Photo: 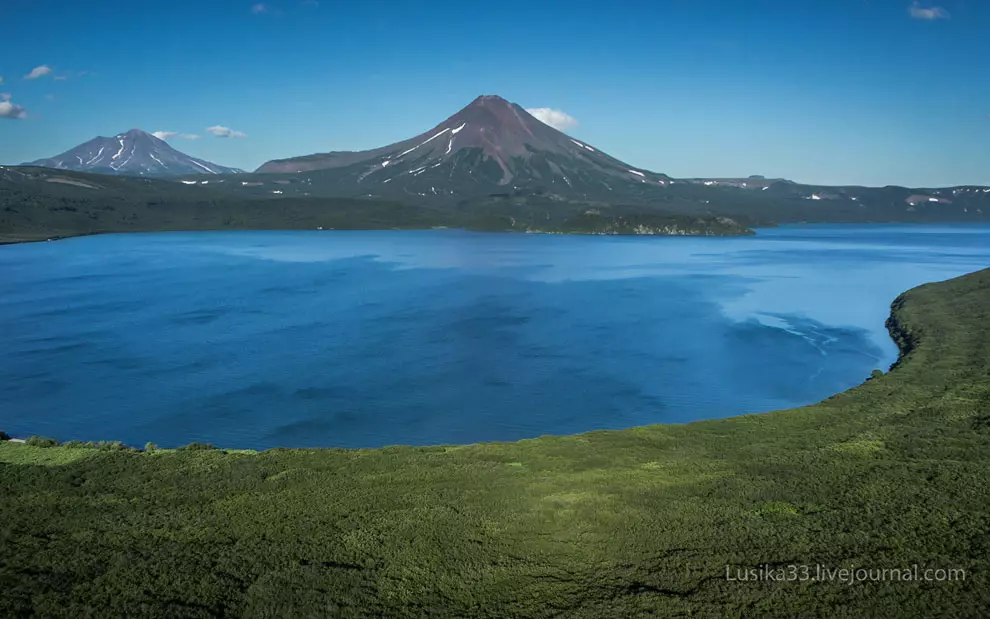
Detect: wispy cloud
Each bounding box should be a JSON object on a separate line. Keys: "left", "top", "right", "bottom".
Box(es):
{"left": 206, "top": 125, "right": 247, "bottom": 138}
{"left": 53, "top": 70, "right": 92, "bottom": 81}
{"left": 525, "top": 107, "right": 579, "bottom": 132}
{"left": 0, "top": 95, "right": 29, "bottom": 119}
{"left": 25, "top": 65, "right": 53, "bottom": 80}
{"left": 0, "top": 77, "right": 4, "bottom": 86}
{"left": 251, "top": 2, "right": 291, "bottom": 16}
{"left": 908, "top": 2, "right": 950, "bottom": 20}
{"left": 154, "top": 131, "right": 201, "bottom": 141}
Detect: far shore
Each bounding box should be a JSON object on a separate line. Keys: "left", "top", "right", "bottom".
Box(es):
{"left": 0, "top": 225, "right": 755, "bottom": 246}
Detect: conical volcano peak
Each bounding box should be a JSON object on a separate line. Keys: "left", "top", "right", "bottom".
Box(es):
{"left": 445, "top": 95, "right": 534, "bottom": 132}
{"left": 450, "top": 95, "right": 551, "bottom": 132}
{"left": 257, "top": 94, "right": 669, "bottom": 192}
{"left": 119, "top": 128, "right": 151, "bottom": 138}
{"left": 468, "top": 94, "right": 512, "bottom": 106}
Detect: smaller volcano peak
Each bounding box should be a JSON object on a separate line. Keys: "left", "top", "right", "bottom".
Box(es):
{"left": 25, "top": 129, "right": 242, "bottom": 176}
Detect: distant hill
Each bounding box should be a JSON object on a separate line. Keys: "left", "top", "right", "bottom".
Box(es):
{"left": 25, "top": 129, "right": 243, "bottom": 177}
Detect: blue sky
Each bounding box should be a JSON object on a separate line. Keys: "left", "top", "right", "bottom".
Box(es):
{"left": 1, "top": 0, "right": 987, "bottom": 186}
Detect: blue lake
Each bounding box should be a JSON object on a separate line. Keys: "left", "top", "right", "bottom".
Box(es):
{"left": 1, "top": 225, "right": 988, "bottom": 449}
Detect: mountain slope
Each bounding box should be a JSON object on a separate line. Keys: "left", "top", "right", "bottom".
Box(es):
{"left": 256, "top": 95, "right": 670, "bottom": 201}
{"left": 25, "top": 129, "right": 242, "bottom": 177}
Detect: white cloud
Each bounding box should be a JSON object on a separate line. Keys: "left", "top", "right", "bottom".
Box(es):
{"left": 154, "top": 131, "right": 201, "bottom": 140}
{"left": 0, "top": 98, "right": 28, "bottom": 119}
{"left": 251, "top": 3, "right": 268, "bottom": 14}
{"left": 908, "top": 2, "right": 950, "bottom": 20}
{"left": 525, "top": 107, "right": 579, "bottom": 132}
{"left": 25, "top": 65, "right": 53, "bottom": 80}
{"left": 206, "top": 125, "right": 247, "bottom": 138}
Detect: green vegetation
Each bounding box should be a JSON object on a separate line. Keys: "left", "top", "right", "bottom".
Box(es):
{"left": 555, "top": 212, "right": 753, "bottom": 236}
{"left": 177, "top": 442, "right": 218, "bottom": 451}
{"left": 462, "top": 199, "right": 753, "bottom": 236}
{"left": 0, "top": 167, "right": 754, "bottom": 243}
{"left": 7, "top": 163, "right": 990, "bottom": 245}
{"left": 24, "top": 435, "right": 59, "bottom": 448}
{"left": 0, "top": 167, "right": 452, "bottom": 243}
{"left": 60, "top": 440, "right": 135, "bottom": 452}
{"left": 2, "top": 270, "right": 990, "bottom": 617}
{"left": 5, "top": 160, "right": 990, "bottom": 247}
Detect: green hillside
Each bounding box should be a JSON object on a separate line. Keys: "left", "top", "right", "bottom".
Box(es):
{"left": 0, "top": 167, "right": 753, "bottom": 242}
{"left": 0, "top": 166, "right": 449, "bottom": 243}
{"left": 2, "top": 269, "right": 989, "bottom": 617}
{"left": 5, "top": 164, "right": 990, "bottom": 245}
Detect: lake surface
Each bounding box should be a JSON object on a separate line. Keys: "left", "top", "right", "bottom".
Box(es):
{"left": 2, "top": 225, "right": 989, "bottom": 449}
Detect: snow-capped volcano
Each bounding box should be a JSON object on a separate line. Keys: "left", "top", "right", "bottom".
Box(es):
{"left": 26, "top": 129, "right": 242, "bottom": 176}
{"left": 255, "top": 95, "right": 669, "bottom": 199}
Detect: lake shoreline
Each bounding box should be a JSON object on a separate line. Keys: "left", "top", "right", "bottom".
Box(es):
{"left": 0, "top": 224, "right": 755, "bottom": 247}
{"left": 0, "top": 267, "right": 965, "bottom": 452}
{"left": 3, "top": 225, "right": 987, "bottom": 450}
{"left": 2, "top": 269, "right": 988, "bottom": 617}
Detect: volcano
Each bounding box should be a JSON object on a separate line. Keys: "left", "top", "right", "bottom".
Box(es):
{"left": 26, "top": 129, "right": 243, "bottom": 177}
{"left": 255, "top": 95, "right": 670, "bottom": 201}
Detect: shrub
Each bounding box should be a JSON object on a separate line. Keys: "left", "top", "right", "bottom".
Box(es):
{"left": 178, "top": 442, "right": 216, "bottom": 451}
{"left": 0, "top": 430, "right": 10, "bottom": 441}
{"left": 145, "top": 442, "right": 158, "bottom": 452}
{"left": 868, "top": 369, "right": 885, "bottom": 381}
{"left": 26, "top": 436, "right": 59, "bottom": 448}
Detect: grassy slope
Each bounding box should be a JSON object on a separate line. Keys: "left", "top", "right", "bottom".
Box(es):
{"left": 2, "top": 270, "right": 990, "bottom": 617}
